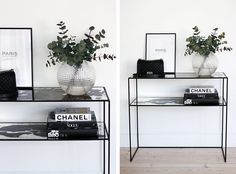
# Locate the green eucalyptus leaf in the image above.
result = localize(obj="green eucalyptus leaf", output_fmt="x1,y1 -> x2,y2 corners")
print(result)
192,26 -> 199,32
69,42 -> 76,46
62,35 -> 68,39
48,41 -> 57,49
103,43 -> 109,47
95,45 -> 101,49
89,26 -> 95,31
60,26 -> 66,30
99,32 -> 105,38
95,34 -> 101,41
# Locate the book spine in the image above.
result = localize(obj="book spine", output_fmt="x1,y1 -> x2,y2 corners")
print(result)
55,113 -> 92,122
184,93 -> 219,99
188,88 -> 216,94
47,121 -> 98,130
47,129 -> 98,139
184,98 -> 219,105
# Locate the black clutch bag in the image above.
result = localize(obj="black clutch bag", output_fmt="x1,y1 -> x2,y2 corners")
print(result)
0,69 -> 18,98
137,59 -> 164,78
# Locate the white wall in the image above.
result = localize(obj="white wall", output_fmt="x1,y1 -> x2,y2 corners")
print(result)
0,0 -> 117,173
120,0 -> 236,147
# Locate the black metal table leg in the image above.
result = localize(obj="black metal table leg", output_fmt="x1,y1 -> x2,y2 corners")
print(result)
136,77 -> 140,148
103,101 -> 106,174
225,77 -> 228,162
128,78 -> 139,161
108,100 -> 110,174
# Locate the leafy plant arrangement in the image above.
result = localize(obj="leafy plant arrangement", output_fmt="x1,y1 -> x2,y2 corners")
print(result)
46,21 -> 116,67
184,26 -> 232,57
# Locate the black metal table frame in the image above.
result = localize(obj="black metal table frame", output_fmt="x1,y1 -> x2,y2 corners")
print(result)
128,73 -> 228,162
0,86 -> 111,174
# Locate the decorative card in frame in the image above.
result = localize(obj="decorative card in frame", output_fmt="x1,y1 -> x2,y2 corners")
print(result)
0,28 -> 33,88
145,33 -> 176,74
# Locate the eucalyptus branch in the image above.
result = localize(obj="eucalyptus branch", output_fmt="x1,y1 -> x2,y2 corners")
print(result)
184,26 -> 232,57
92,53 -> 116,61
46,21 -> 116,67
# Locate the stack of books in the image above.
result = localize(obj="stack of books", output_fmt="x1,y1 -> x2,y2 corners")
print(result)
183,86 -> 219,105
47,107 -> 98,140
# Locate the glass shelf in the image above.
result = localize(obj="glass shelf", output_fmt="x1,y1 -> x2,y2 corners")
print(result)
129,72 -> 227,79
130,97 -> 226,106
0,86 -> 109,102
0,122 -> 108,141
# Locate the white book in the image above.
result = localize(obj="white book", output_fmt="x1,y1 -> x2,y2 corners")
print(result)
54,108 -> 92,122
55,113 -> 92,122
189,86 -> 216,94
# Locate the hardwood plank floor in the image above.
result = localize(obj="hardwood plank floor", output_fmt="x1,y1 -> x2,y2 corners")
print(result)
121,148 -> 236,174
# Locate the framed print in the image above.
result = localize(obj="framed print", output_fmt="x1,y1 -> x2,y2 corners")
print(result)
145,33 -> 176,74
0,28 -> 33,88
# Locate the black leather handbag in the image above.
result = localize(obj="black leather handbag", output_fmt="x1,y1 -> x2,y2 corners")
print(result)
0,69 -> 18,98
137,59 -> 164,78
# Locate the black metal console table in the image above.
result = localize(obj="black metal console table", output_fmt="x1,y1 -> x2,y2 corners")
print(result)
0,86 -> 110,174
128,72 -> 228,162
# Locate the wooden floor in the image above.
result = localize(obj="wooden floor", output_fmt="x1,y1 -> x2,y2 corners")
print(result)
121,148 -> 236,174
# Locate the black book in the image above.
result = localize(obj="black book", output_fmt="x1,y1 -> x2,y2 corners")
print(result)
184,93 -> 219,99
183,98 -> 219,105
47,111 -> 98,130
47,127 -> 98,140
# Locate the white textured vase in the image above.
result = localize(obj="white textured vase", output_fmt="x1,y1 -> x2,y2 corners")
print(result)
192,54 -> 218,76
57,61 -> 96,95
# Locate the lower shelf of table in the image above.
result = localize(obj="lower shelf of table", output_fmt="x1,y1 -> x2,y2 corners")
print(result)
130,97 -> 226,106
0,122 -> 109,141
129,146 -> 227,162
